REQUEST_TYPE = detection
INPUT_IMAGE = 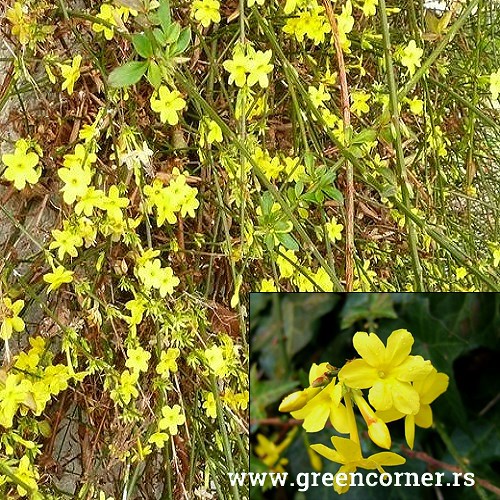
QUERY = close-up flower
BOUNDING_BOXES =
[338,329,432,414]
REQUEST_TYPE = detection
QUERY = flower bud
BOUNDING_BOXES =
[352,390,392,449]
[367,419,392,450]
[279,390,309,412]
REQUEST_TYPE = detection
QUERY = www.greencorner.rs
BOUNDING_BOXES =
[228,471,475,492]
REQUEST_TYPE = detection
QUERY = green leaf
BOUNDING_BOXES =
[340,293,397,329]
[282,294,340,358]
[132,33,153,59]
[172,27,191,55]
[352,128,378,144]
[146,61,162,89]
[323,186,343,203]
[250,365,298,421]
[153,27,167,47]
[157,0,171,33]
[264,233,274,251]
[164,22,181,45]
[108,61,148,88]
[276,232,299,251]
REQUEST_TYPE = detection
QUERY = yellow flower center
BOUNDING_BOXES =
[378,370,386,378]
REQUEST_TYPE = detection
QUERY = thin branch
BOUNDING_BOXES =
[401,446,500,496]
[322,0,354,291]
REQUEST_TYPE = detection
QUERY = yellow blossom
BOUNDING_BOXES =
[150,86,186,125]
[43,265,74,292]
[2,139,41,190]
[400,40,423,77]
[59,54,82,95]
[1,298,25,340]
[338,329,433,414]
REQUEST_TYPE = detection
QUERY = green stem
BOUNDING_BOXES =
[378,0,423,290]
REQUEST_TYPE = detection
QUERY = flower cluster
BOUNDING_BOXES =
[0,337,82,429]
[283,1,332,46]
[279,329,448,494]
[143,168,199,226]
[223,44,274,89]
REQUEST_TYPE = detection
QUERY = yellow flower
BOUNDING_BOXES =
[1,297,25,340]
[150,86,186,125]
[351,390,391,449]
[325,217,344,242]
[361,0,378,17]
[254,428,297,473]
[280,363,349,434]
[102,185,129,221]
[337,0,355,51]
[311,436,405,494]
[2,139,41,190]
[204,345,229,378]
[350,91,370,115]
[110,370,139,406]
[137,258,180,297]
[408,97,424,115]
[6,2,30,45]
[202,391,217,418]
[15,455,39,497]
[260,278,277,292]
[291,378,350,433]
[92,4,119,40]
[400,40,423,77]
[158,404,185,435]
[338,329,432,414]
[276,247,297,279]
[206,120,223,144]
[148,431,169,449]
[308,84,331,109]
[43,265,74,292]
[377,367,449,448]
[58,165,93,204]
[191,0,221,28]
[223,45,249,87]
[156,348,180,378]
[246,47,274,89]
[49,228,83,260]
[125,346,151,374]
[60,54,82,95]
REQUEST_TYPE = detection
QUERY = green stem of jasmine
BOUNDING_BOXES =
[378,0,423,290]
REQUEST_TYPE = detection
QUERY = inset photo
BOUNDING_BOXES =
[249,293,500,499]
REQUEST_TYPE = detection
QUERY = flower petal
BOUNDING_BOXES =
[418,372,449,405]
[392,355,432,382]
[391,380,420,414]
[385,329,413,366]
[368,380,393,411]
[338,359,379,389]
[310,443,344,464]
[415,404,433,428]
[330,436,362,462]
[330,402,350,434]
[376,407,404,423]
[368,451,406,468]
[405,414,415,449]
[291,384,333,432]
[353,332,385,367]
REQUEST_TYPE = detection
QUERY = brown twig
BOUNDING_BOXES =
[250,418,303,427]
[401,446,500,496]
[321,0,354,290]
